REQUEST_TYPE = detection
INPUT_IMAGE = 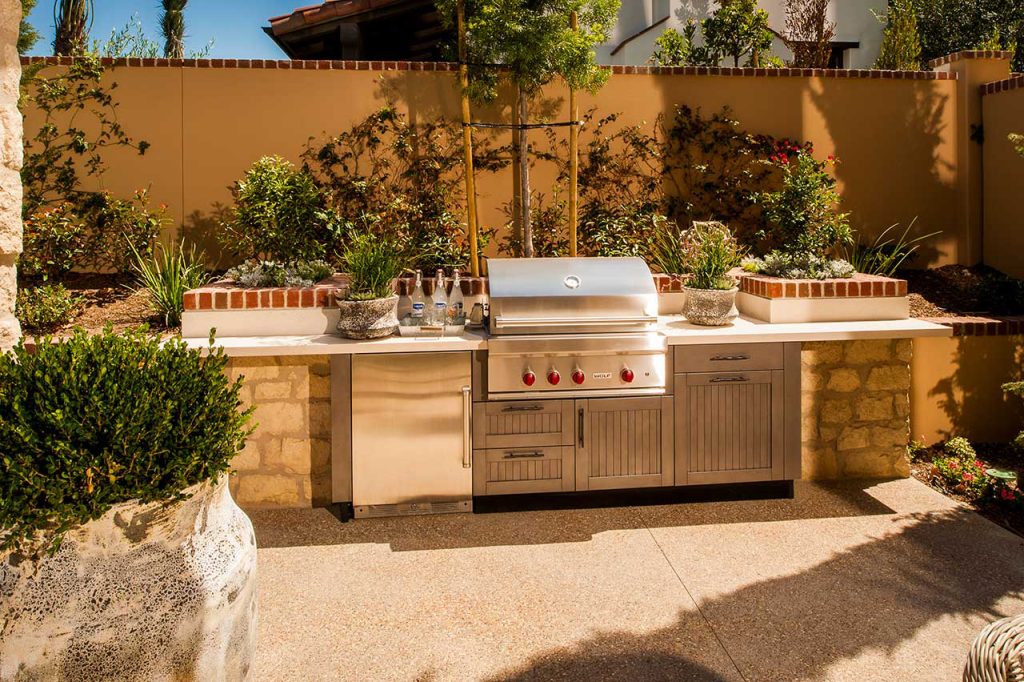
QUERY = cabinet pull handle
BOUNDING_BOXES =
[503,404,543,412]
[710,375,749,383]
[711,354,750,362]
[504,451,545,459]
[578,408,585,448]
[462,386,472,469]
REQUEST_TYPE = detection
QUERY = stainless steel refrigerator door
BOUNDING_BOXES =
[351,352,473,516]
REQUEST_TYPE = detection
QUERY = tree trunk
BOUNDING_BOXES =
[518,90,533,257]
[511,90,522,251]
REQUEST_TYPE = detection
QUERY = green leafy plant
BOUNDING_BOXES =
[682,221,744,290]
[1011,133,1024,156]
[341,235,405,301]
[303,109,505,272]
[19,202,86,280]
[221,156,340,263]
[650,218,688,275]
[19,0,40,54]
[929,437,990,500]
[650,26,693,66]
[129,239,210,328]
[756,150,852,256]
[580,207,663,258]
[83,190,166,274]
[1004,380,1024,450]
[844,220,940,277]
[499,193,570,258]
[161,0,187,59]
[701,0,775,67]
[15,284,85,332]
[909,0,1024,72]
[0,328,253,554]
[874,0,922,70]
[225,260,333,288]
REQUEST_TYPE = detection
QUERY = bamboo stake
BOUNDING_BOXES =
[457,0,480,277]
[568,10,579,258]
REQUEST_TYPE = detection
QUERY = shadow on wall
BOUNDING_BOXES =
[180,204,232,271]
[808,78,956,266]
[923,335,1024,443]
[481,508,1023,680]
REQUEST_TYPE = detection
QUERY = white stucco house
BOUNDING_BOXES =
[597,0,888,68]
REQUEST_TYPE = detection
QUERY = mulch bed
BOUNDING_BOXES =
[902,264,1024,319]
[910,443,1024,537]
[19,273,170,337]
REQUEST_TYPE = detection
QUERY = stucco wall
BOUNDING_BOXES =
[982,83,1024,280]
[0,0,21,349]
[911,334,1024,444]
[19,61,963,267]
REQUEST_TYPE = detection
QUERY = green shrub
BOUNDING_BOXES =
[130,239,210,328]
[19,202,86,280]
[15,284,85,332]
[682,221,744,290]
[579,205,661,259]
[83,190,166,274]
[221,156,340,263]
[756,151,852,256]
[225,260,333,289]
[341,234,405,301]
[650,217,688,275]
[844,220,940,277]
[0,328,253,554]
[1003,380,1024,450]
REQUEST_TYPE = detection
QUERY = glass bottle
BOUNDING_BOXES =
[447,269,465,325]
[431,269,448,325]
[410,270,427,324]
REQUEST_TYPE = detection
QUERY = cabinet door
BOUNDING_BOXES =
[575,397,674,491]
[473,400,575,449]
[675,371,784,485]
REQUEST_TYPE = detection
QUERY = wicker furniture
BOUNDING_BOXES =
[964,615,1024,682]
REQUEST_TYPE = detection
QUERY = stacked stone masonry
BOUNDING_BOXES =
[0,0,22,349]
[225,356,332,508]
[801,339,913,480]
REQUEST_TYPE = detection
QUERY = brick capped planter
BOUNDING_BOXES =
[737,273,910,323]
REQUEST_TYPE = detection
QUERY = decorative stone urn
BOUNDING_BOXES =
[683,286,739,326]
[0,478,257,682]
[336,294,399,340]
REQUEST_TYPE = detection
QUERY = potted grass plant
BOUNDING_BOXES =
[682,221,744,326]
[0,328,256,681]
[336,234,405,339]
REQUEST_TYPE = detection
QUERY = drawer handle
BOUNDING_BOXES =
[710,375,749,383]
[711,354,750,362]
[504,451,545,459]
[503,405,544,412]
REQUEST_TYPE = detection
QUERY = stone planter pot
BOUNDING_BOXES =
[0,478,257,682]
[336,294,399,340]
[683,286,739,326]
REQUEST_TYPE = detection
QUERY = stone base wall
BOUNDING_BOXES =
[801,340,913,479]
[225,356,332,508]
[0,0,22,350]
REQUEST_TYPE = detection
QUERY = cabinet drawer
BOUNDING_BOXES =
[674,343,784,373]
[473,400,574,449]
[473,446,575,496]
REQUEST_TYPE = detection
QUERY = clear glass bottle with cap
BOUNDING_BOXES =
[430,269,448,325]
[447,269,465,325]
[410,270,427,324]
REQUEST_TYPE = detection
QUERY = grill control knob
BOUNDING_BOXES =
[572,369,586,385]
[621,368,635,383]
[522,370,537,387]
[547,370,561,385]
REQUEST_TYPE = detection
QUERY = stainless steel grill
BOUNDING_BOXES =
[485,258,666,399]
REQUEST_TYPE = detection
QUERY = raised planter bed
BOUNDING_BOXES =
[737,273,909,323]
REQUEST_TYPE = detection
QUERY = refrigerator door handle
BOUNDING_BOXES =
[462,386,472,469]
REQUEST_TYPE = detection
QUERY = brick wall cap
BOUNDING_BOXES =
[928,50,1016,68]
[920,315,1024,337]
[739,273,908,299]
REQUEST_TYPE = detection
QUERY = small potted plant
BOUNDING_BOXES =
[336,234,405,339]
[0,328,256,680]
[681,221,744,326]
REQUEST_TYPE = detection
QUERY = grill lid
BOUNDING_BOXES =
[487,257,659,335]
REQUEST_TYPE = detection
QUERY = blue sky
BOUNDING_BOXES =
[24,0,302,58]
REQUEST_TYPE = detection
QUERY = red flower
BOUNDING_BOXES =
[1000,488,1017,501]
[962,473,975,482]
[780,154,789,164]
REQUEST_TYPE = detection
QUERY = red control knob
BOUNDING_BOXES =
[522,370,537,387]
[621,368,635,383]
[547,370,561,386]
[572,369,586,385]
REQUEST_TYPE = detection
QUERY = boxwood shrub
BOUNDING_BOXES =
[0,328,253,554]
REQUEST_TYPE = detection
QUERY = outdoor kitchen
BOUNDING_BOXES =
[181,257,950,515]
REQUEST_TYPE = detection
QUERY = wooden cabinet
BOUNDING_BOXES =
[473,400,574,449]
[575,396,674,491]
[674,342,800,485]
[473,446,575,496]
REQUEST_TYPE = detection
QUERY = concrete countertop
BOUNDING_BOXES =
[185,316,951,357]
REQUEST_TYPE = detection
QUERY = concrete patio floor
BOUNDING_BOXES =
[247,478,1024,681]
